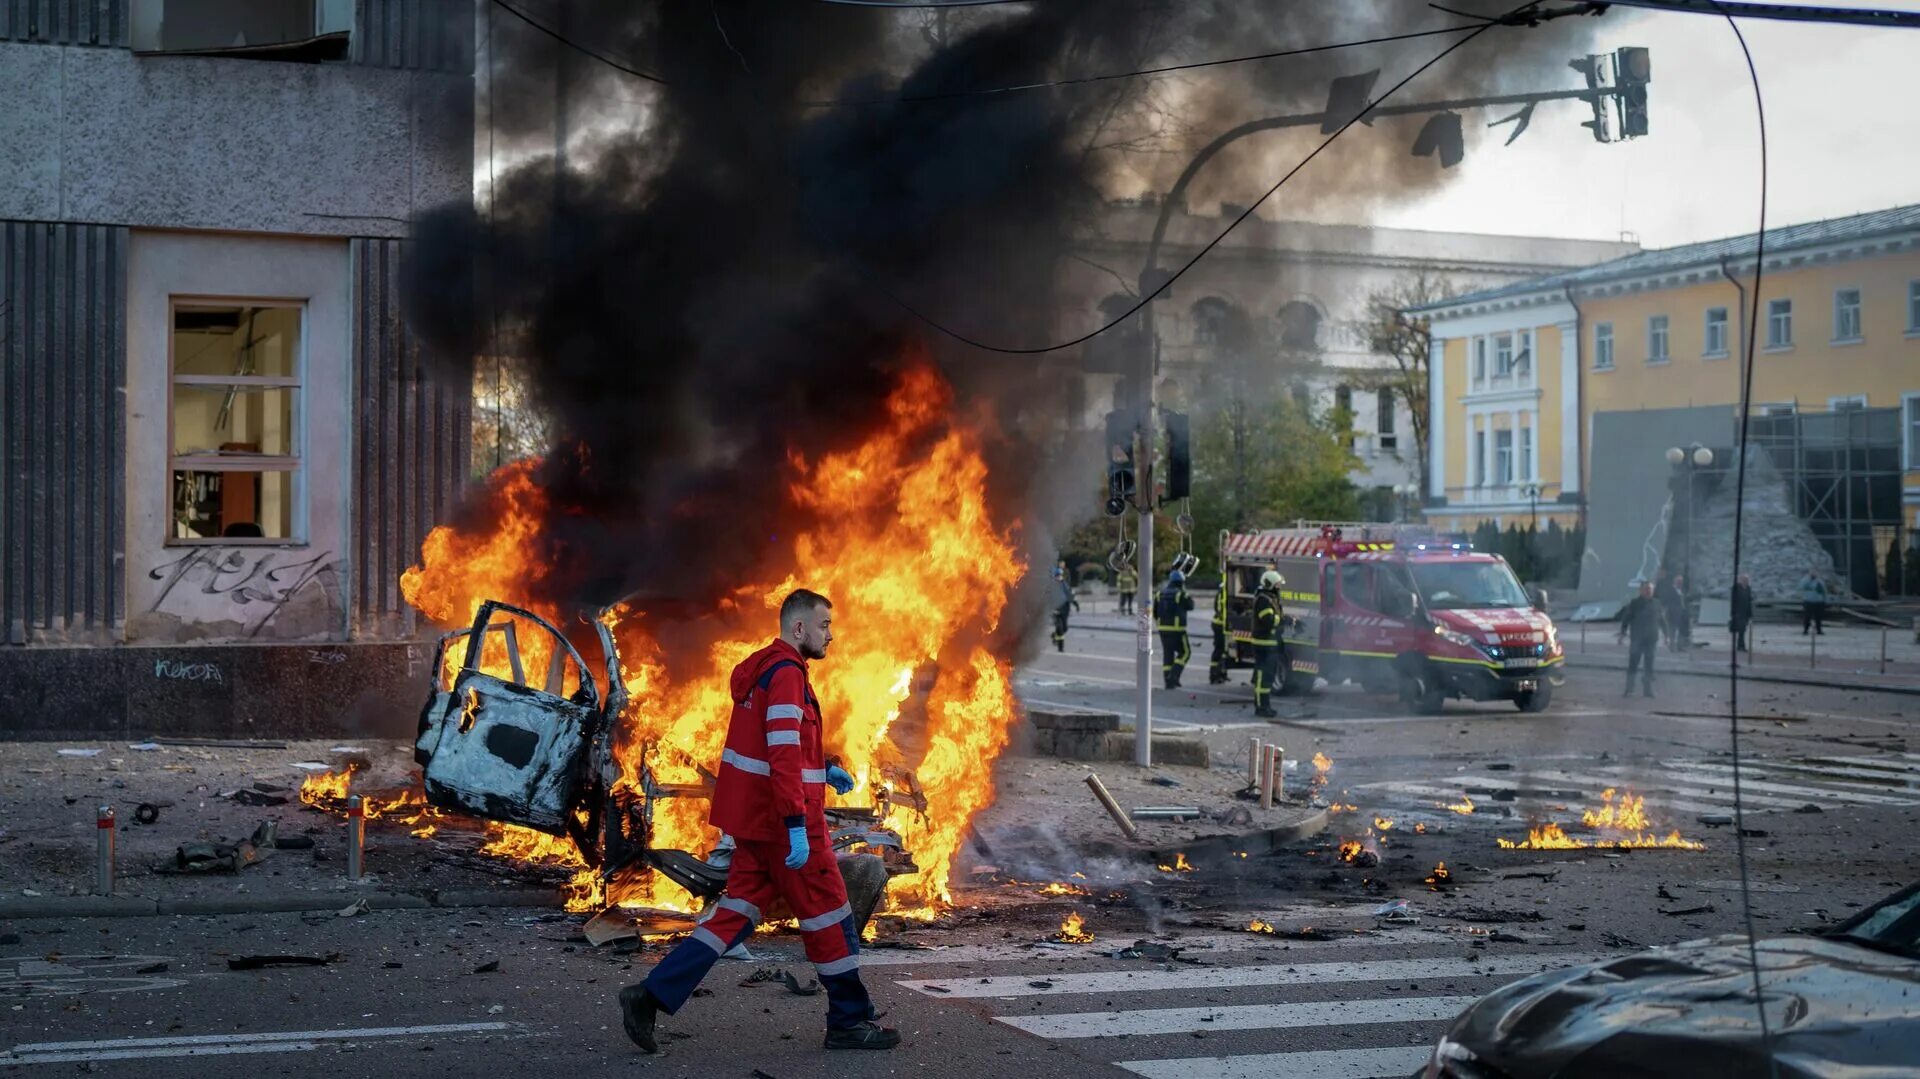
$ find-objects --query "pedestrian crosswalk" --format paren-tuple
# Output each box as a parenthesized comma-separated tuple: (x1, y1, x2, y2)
(1357, 751, 1920, 822)
(889, 931, 1603, 1079)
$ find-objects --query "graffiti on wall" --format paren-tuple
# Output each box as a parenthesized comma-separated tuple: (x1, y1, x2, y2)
(146, 548, 340, 638)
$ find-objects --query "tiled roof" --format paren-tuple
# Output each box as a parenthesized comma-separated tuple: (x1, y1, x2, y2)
(1412, 203, 1920, 313)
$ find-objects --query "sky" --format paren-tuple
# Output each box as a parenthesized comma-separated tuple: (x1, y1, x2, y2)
(1369, 2, 1920, 247)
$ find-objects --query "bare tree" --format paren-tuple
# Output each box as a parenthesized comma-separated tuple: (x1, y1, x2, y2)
(1345, 270, 1457, 501)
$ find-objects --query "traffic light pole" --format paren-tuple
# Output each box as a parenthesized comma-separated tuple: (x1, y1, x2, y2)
(1133, 414, 1154, 769)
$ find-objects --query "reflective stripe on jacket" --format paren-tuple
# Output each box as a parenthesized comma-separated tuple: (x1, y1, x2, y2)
(1252, 591, 1281, 646)
(1155, 585, 1192, 631)
(710, 638, 829, 842)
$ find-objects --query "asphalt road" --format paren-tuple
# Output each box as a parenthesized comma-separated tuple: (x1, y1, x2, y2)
(6, 622, 1916, 1079)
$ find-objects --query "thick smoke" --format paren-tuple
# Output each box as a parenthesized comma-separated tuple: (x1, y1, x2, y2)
(405, 0, 1605, 623)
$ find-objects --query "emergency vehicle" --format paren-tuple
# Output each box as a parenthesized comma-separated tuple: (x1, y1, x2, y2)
(1219, 522, 1563, 713)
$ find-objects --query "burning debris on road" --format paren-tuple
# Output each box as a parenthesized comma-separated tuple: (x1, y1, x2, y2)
(1441, 795, 1477, 815)
(1157, 852, 1195, 874)
(1497, 788, 1706, 851)
(1053, 912, 1096, 944)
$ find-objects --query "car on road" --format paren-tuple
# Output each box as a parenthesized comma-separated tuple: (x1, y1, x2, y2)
(1422, 877, 1920, 1077)
(1222, 523, 1565, 713)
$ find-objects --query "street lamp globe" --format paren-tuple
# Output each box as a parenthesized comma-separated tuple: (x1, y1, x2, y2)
(1665, 447, 1685, 465)
(1693, 446, 1714, 467)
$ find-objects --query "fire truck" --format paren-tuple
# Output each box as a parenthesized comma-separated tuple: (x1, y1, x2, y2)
(1219, 522, 1563, 713)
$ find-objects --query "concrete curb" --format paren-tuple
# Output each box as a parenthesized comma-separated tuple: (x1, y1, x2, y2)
(1144, 808, 1329, 864)
(0, 887, 565, 921)
(1563, 654, 1920, 697)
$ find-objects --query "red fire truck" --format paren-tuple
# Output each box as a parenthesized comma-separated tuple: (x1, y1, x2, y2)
(1220, 522, 1563, 712)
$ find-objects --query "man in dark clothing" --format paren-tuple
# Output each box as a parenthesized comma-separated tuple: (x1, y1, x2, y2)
(1208, 584, 1231, 685)
(1251, 570, 1284, 718)
(1618, 581, 1665, 698)
(1050, 567, 1078, 653)
(1799, 568, 1829, 635)
(1154, 570, 1194, 690)
(1729, 573, 1754, 654)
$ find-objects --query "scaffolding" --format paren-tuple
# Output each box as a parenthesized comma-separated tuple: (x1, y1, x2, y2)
(1744, 407, 1905, 598)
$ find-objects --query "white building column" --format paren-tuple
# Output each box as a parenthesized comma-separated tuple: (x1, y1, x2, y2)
(1557, 319, 1580, 496)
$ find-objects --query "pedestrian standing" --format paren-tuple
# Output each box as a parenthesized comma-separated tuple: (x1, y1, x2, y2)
(1154, 569, 1194, 689)
(1800, 567, 1829, 635)
(1251, 570, 1285, 717)
(1665, 573, 1691, 652)
(1729, 573, 1754, 654)
(1618, 581, 1664, 698)
(1050, 566, 1079, 653)
(1115, 565, 1138, 616)
(620, 589, 897, 1053)
(1208, 579, 1231, 685)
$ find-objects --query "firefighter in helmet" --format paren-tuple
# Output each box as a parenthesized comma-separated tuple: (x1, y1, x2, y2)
(1154, 569, 1194, 690)
(1207, 578, 1230, 685)
(1050, 564, 1079, 653)
(1252, 569, 1285, 718)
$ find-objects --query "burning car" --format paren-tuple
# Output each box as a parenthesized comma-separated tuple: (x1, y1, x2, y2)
(1422, 878, 1920, 1077)
(413, 598, 909, 926)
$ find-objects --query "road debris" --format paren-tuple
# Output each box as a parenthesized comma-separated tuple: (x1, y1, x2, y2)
(168, 821, 277, 873)
(337, 898, 369, 918)
(1053, 912, 1096, 943)
(227, 954, 338, 970)
(56, 749, 102, 758)
(132, 803, 161, 825)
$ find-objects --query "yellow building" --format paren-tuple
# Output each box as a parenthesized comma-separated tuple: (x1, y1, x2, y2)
(1415, 204, 1920, 597)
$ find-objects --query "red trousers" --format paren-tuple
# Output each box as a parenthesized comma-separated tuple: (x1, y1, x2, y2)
(642, 831, 872, 1028)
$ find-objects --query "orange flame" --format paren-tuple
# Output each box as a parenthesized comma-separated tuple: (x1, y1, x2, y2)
(1311, 752, 1334, 773)
(1440, 795, 1475, 815)
(1327, 803, 1357, 813)
(1425, 861, 1452, 889)
(400, 361, 1023, 915)
(1054, 911, 1095, 943)
(1374, 816, 1394, 831)
(1337, 840, 1363, 861)
(1497, 821, 1706, 851)
(1247, 918, 1277, 935)
(1037, 882, 1091, 897)
(1581, 788, 1651, 832)
(1157, 852, 1194, 873)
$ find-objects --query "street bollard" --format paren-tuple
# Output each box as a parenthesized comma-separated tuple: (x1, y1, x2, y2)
(1247, 736, 1262, 788)
(94, 805, 115, 895)
(1084, 773, 1140, 842)
(347, 794, 365, 880)
(1881, 627, 1889, 675)
(1259, 745, 1279, 811)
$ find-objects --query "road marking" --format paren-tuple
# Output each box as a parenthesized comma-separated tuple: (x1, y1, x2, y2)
(901, 953, 1598, 999)
(1658, 763, 1918, 805)
(5, 1022, 515, 1066)
(860, 929, 1460, 968)
(1532, 772, 1808, 811)
(996, 993, 1480, 1039)
(1119, 1045, 1436, 1079)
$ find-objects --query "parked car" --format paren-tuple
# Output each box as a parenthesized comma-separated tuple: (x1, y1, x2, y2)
(1422, 878, 1920, 1077)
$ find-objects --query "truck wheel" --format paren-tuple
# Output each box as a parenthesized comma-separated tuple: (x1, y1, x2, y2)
(1515, 682, 1554, 713)
(1400, 669, 1446, 715)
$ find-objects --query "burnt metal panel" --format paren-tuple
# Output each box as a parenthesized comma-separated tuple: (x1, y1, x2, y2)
(0, 0, 128, 46)
(352, 0, 473, 72)
(0, 220, 126, 645)
(350, 236, 471, 637)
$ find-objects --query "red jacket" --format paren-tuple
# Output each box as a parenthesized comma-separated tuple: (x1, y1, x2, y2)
(709, 639, 828, 842)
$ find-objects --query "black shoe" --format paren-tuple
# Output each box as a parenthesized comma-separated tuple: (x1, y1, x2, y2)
(619, 985, 660, 1053)
(825, 1021, 900, 1050)
(1255, 706, 1278, 718)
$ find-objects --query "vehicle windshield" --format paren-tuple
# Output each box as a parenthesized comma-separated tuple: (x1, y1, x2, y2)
(1829, 881, 1920, 959)
(1410, 561, 1531, 611)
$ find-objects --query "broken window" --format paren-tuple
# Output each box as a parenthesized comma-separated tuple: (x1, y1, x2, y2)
(1277, 300, 1322, 351)
(131, 0, 352, 61)
(169, 303, 303, 542)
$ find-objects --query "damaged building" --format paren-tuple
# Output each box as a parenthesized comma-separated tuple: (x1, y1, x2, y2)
(0, 1, 474, 737)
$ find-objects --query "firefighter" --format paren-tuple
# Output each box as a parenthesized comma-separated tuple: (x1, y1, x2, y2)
(1207, 579, 1230, 684)
(1115, 564, 1138, 616)
(1251, 569, 1285, 718)
(1155, 569, 1194, 690)
(1050, 565, 1079, 653)
(619, 589, 898, 1053)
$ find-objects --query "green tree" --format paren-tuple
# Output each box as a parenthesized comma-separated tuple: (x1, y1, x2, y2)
(1344, 271, 1458, 499)
(1184, 391, 1360, 575)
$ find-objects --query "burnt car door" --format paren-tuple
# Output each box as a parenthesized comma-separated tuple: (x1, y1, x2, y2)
(416, 601, 612, 859)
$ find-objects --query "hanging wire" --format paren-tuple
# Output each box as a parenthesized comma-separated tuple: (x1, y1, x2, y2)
(489, 0, 505, 472)
(1708, 0, 1779, 1071)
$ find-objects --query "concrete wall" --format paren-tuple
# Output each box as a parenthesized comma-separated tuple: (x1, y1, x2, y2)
(0, 41, 471, 237)
(124, 231, 353, 644)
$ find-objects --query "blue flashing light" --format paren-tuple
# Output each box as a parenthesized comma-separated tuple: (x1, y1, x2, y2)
(1450, 543, 1463, 550)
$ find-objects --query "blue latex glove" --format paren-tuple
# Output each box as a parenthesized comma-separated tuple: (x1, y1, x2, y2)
(784, 825, 810, 870)
(825, 765, 855, 795)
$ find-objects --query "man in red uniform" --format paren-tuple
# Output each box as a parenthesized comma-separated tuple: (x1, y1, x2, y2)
(619, 589, 898, 1052)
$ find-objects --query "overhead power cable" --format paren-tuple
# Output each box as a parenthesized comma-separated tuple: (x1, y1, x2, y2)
(489, 0, 1497, 108)
(1605, 0, 1920, 28)
(1709, 0, 1779, 1073)
(883, 0, 1543, 354)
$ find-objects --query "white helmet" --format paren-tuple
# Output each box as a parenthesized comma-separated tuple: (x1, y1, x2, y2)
(1259, 570, 1284, 590)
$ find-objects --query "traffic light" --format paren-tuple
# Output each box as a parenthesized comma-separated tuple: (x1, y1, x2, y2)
(1411, 112, 1465, 168)
(1321, 70, 1381, 134)
(1163, 410, 1191, 501)
(1568, 54, 1611, 142)
(1614, 46, 1650, 138)
(1104, 408, 1136, 517)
